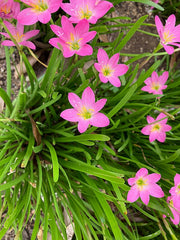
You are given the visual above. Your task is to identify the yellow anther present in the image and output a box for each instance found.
[163,31,175,44]
[79,5,92,20]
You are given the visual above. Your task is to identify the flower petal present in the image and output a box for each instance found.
[93,99,107,113]
[140,190,150,205]
[146,173,161,183]
[127,186,139,203]
[114,64,129,76]
[97,48,109,65]
[148,183,164,198]
[108,76,121,87]
[136,168,148,178]
[82,87,95,107]
[60,109,79,122]
[89,113,109,127]
[109,53,119,66]
[19,40,36,49]
[68,92,82,110]
[76,44,93,56]
[78,119,89,133]
[99,73,108,83]
[38,10,51,24]
[23,30,40,41]
[17,8,38,25]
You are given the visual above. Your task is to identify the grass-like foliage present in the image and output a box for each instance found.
[0,0,180,239]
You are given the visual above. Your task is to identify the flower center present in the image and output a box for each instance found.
[13,32,24,42]
[102,65,113,77]
[79,5,92,20]
[151,123,161,132]
[0,5,11,15]
[31,0,48,12]
[136,177,147,190]
[78,106,94,120]
[151,82,160,91]
[163,31,175,44]
[66,33,82,51]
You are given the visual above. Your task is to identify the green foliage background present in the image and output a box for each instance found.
[0,0,180,239]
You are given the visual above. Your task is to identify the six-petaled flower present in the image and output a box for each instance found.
[141,113,172,143]
[60,87,109,133]
[155,14,180,54]
[61,0,113,24]
[49,16,96,58]
[94,48,129,87]
[127,168,164,205]
[141,71,168,97]
[0,21,39,49]
[17,0,62,25]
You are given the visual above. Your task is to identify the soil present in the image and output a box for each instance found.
[0,2,161,239]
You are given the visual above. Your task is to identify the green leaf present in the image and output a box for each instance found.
[114,15,148,52]
[108,84,137,118]
[21,131,35,168]
[0,88,13,113]
[56,134,110,143]
[44,140,59,182]
[61,154,124,185]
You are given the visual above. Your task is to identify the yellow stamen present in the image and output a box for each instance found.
[136,178,148,191]
[0,5,11,15]
[102,65,114,77]
[31,0,48,12]
[66,33,82,51]
[77,106,94,120]
[13,32,24,42]
[151,82,160,91]
[151,123,161,132]
[79,5,92,20]
[163,30,175,44]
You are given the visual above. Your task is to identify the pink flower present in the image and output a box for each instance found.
[141,113,172,143]
[0,0,20,19]
[94,49,129,87]
[169,174,180,209]
[141,71,168,96]
[164,196,180,225]
[155,14,180,54]
[17,0,62,25]
[60,87,110,133]
[127,168,164,205]
[0,21,39,50]
[61,0,113,24]
[49,16,96,58]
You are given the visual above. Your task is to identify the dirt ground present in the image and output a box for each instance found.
[0,2,160,239]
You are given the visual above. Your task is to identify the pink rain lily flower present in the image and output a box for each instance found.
[127,168,164,205]
[141,71,168,96]
[155,14,180,54]
[49,16,96,58]
[169,174,180,209]
[0,0,20,19]
[94,49,129,87]
[141,113,172,143]
[17,0,62,25]
[61,0,113,24]
[164,196,180,225]
[0,21,39,50]
[60,86,110,133]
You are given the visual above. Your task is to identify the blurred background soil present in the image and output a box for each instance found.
[0,2,161,240]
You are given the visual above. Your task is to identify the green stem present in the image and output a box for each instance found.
[139,43,163,69]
